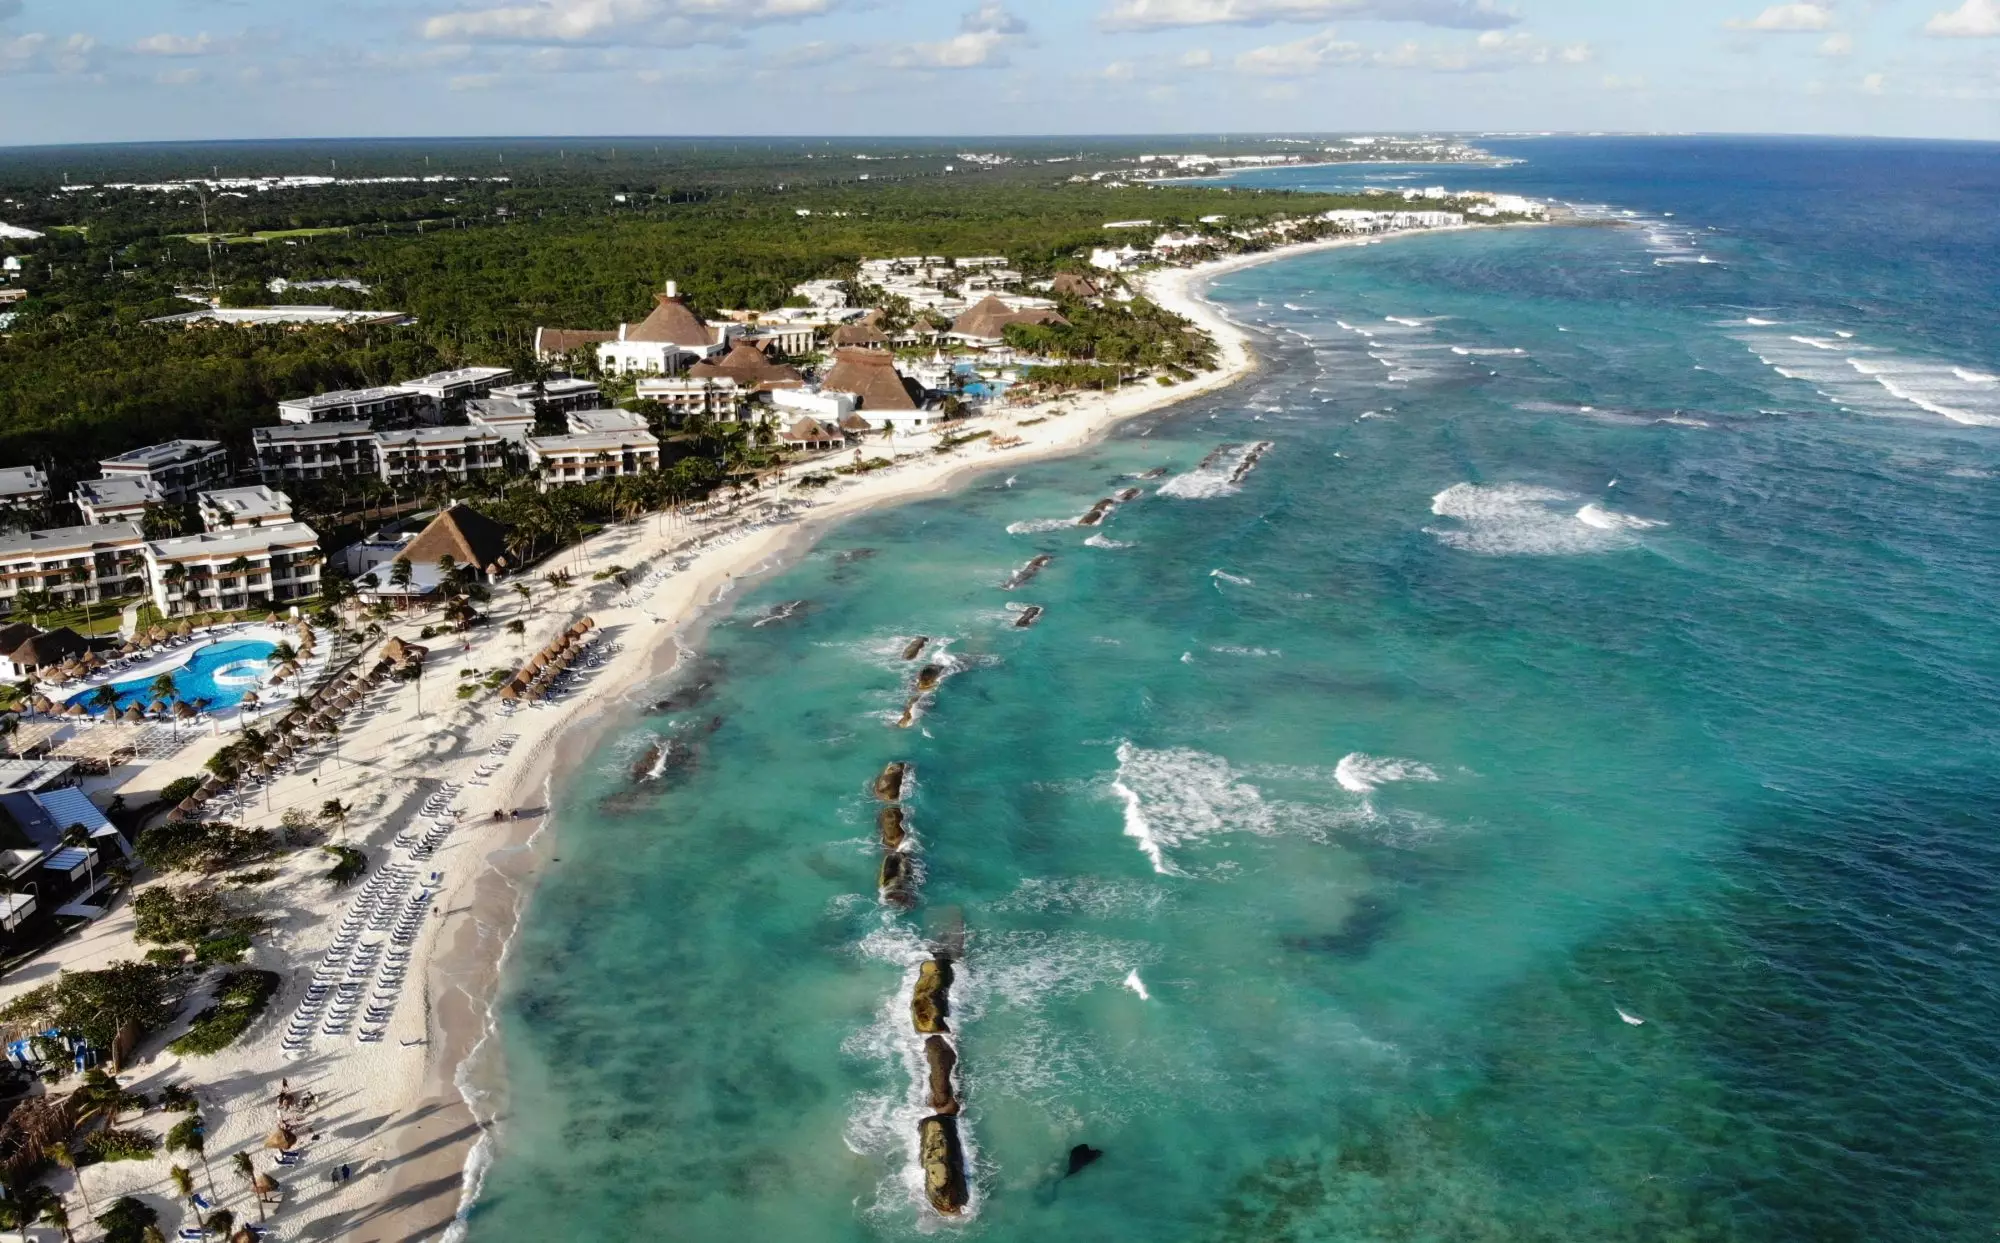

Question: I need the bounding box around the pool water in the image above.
[74,640,277,714]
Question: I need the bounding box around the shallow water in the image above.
[467,138,2000,1243]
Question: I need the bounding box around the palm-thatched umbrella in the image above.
[28,694,51,715]
[240,690,259,708]
[267,668,288,686]
[118,638,138,655]
[199,773,225,792]
[120,704,145,722]
[64,702,88,718]
[83,651,105,671]
[499,682,521,701]
[175,619,194,637]
[264,1126,296,1151]
[265,612,281,625]
[173,702,197,721]
[176,797,200,814]
[252,1172,278,1200]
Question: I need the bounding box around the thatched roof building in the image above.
[822,348,924,412]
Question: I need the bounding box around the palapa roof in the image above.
[688,341,804,390]
[832,322,889,349]
[0,622,39,656]
[400,504,513,578]
[1051,272,1104,300]
[950,295,1068,343]
[12,628,87,670]
[783,417,843,445]
[822,348,924,412]
[625,290,717,347]
[537,327,618,355]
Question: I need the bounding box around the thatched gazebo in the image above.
[120,704,145,722]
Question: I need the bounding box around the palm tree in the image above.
[0,1180,54,1243]
[505,618,525,648]
[90,685,119,715]
[50,1141,90,1226]
[203,1209,233,1240]
[514,582,533,615]
[168,1165,197,1217]
[230,1153,263,1223]
[319,799,347,844]
[149,673,179,705]
[389,557,413,597]
[41,1194,74,1243]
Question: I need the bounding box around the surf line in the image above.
[872,761,972,1216]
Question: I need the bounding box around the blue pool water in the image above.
[74,639,276,713]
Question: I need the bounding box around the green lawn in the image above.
[174,227,353,245]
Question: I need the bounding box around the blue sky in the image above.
[0,0,1995,145]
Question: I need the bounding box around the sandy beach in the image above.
[0,230,1462,1243]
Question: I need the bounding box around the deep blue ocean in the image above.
[464,138,2000,1243]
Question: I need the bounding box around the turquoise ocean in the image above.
[464,138,2000,1242]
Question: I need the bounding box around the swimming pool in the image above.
[72,639,278,714]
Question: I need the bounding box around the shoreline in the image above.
[346,223,1520,1242]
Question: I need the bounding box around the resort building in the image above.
[595,283,724,377]
[0,628,90,680]
[142,522,322,616]
[488,376,603,419]
[72,476,164,526]
[791,279,849,311]
[375,425,510,486]
[635,376,743,418]
[688,340,805,394]
[0,523,147,616]
[525,430,660,489]
[533,327,617,362]
[251,422,379,484]
[564,408,651,436]
[199,485,294,531]
[823,348,928,417]
[395,366,513,418]
[354,504,514,602]
[278,386,429,427]
[0,466,48,511]
[735,323,817,359]
[771,388,858,424]
[466,398,540,444]
[781,418,846,452]
[147,306,411,329]
[97,440,229,502]
[832,321,890,350]
[947,295,1069,349]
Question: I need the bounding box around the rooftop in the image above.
[200,485,292,522]
[566,408,651,434]
[0,522,145,559]
[376,425,504,447]
[147,306,411,328]
[147,520,320,560]
[100,439,223,471]
[0,465,46,497]
[398,366,512,390]
[73,476,164,509]
[280,386,410,410]
[253,420,375,443]
[527,430,660,453]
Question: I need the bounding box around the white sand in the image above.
[0,231,1483,1241]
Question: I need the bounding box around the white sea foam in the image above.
[1956,368,1998,384]
[1124,970,1151,1001]
[1791,335,1842,351]
[1576,503,1668,531]
[1084,534,1132,549]
[1208,645,1280,657]
[1209,569,1253,586]
[1334,753,1441,794]
[1451,346,1527,357]
[1006,517,1074,534]
[991,877,1168,918]
[1110,742,1276,874]
[1427,483,1657,556]
[1745,317,1779,326]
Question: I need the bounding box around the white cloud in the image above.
[1102,59,1136,79]
[422,0,838,45]
[154,66,205,86]
[1180,46,1214,66]
[1860,70,1885,92]
[0,30,93,74]
[1356,29,1593,72]
[1235,28,1363,74]
[774,39,852,67]
[1925,0,2000,35]
[888,2,1027,70]
[1817,31,1851,55]
[1104,0,1518,32]
[448,72,503,89]
[1724,3,1834,32]
[132,32,215,57]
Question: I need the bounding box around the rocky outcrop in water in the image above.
[1114,487,1142,503]
[1003,555,1053,590]
[631,740,665,782]
[903,636,930,661]
[1229,441,1274,484]
[1078,499,1116,527]
[914,665,944,693]
[925,1035,960,1115]
[879,805,907,850]
[875,762,909,801]
[1013,606,1044,629]
[1066,1144,1104,1177]
[1138,467,1168,480]
[919,1115,970,1215]
[912,956,953,1034]
[879,851,915,906]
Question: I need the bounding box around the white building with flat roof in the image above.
[72,476,164,525]
[375,425,509,486]
[97,440,229,502]
[396,366,513,417]
[143,522,321,616]
[251,421,378,484]
[198,485,293,532]
[565,408,651,435]
[636,376,742,417]
[488,376,602,419]
[467,398,539,444]
[0,466,47,510]
[770,388,858,424]
[526,431,660,489]
[0,523,147,616]
[278,386,429,427]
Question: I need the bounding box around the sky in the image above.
[0,0,1995,146]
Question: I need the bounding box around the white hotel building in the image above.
[0,523,148,617]
[143,523,322,616]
